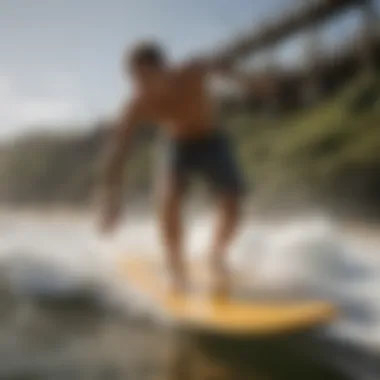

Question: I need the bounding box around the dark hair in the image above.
[127,41,166,70]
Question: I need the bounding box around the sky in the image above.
[0,0,378,139]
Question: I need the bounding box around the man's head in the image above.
[126,41,168,88]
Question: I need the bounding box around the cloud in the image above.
[0,73,88,139]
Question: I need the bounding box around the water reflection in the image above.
[0,295,360,380]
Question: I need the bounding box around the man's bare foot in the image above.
[170,272,189,296]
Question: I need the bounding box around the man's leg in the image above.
[157,178,187,293]
[209,193,241,295]
[201,132,244,295]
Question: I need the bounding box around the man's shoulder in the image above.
[179,58,204,72]
[173,59,206,82]
[121,93,148,114]
[117,94,151,126]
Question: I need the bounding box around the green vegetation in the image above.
[0,74,379,214]
[230,73,380,211]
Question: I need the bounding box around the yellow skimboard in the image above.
[119,257,337,336]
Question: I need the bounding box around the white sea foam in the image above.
[0,212,379,349]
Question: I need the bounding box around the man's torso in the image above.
[136,64,217,139]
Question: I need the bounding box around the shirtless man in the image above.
[99,41,246,293]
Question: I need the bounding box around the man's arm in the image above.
[99,100,142,232]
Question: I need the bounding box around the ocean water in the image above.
[99,212,380,349]
[0,211,379,379]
